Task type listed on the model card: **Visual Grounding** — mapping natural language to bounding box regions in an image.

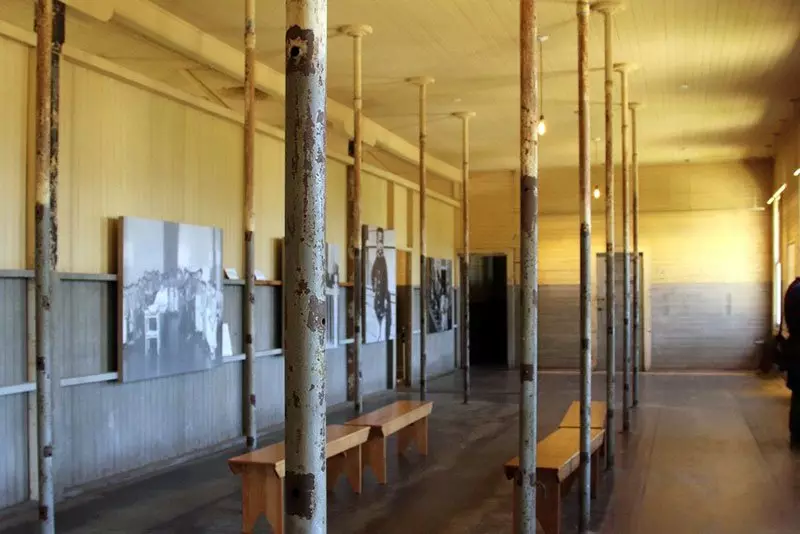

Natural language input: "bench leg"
[332,445,363,494]
[265,471,284,534]
[363,437,387,484]
[397,417,428,456]
[537,472,561,534]
[241,468,283,534]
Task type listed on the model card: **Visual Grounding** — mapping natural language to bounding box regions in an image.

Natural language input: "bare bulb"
[537,117,546,136]
[593,186,601,199]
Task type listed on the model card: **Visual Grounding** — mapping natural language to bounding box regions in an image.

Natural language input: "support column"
[453,111,475,404]
[517,0,539,531]
[34,0,55,531]
[615,62,637,433]
[577,1,593,531]
[592,0,621,470]
[284,1,327,531]
[630,101,641,407]
[243,0,257,451]
[342,24,372,414]
[408,76,434,401]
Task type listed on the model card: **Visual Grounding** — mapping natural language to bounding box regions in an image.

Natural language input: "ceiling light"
[794,168,800,177]
[680,84,689,90]
[537,116,546,136]
[453,98,462,103]
[593,186,601,199]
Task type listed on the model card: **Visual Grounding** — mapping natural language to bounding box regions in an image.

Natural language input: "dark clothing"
[782,277,800,444]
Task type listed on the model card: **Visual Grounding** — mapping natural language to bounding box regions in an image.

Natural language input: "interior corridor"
[2,371,798,534]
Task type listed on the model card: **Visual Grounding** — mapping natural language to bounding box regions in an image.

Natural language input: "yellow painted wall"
[471,160,772,286]
[775,121,800,292]
[0,33,459,282]
[0,35,28,269]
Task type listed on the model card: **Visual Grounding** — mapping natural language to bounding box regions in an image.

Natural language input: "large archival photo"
[119,217,224,382]
[426,257,453,333]
[362,225,396,343]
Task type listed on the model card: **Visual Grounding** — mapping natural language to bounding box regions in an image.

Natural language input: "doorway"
[469,254,508,367]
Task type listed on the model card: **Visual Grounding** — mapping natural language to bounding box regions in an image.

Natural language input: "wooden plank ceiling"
[2,0,799,172]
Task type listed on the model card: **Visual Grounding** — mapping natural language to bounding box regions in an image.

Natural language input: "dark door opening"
[469,254,508,367]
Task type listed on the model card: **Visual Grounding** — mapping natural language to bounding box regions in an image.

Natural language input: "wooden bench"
[345,400,433,484]
[558,400,608,430]
[503,427,605,534]
[228,424,370,534]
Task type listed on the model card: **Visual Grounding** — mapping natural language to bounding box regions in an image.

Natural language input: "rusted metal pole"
[242,0,258,451]
[34,0,55,531]
[517,0,539,531]
[284,1,327,531]
[408,76,434,401]
[49,0,64,268]
[592,0,621,471]
[577,0,593,531]
[342,24,372,414]
[615,62,636,433]
[630,101,641,408]
[454,111,475,404]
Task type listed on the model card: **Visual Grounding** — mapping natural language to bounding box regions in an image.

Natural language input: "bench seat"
[345,400,433,484]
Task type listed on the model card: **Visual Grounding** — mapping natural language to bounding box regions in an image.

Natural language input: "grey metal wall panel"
[402,286,456,383]
[326,346,347,407]
[361,341,389,396]
[223,284,244,355]
[595,254,629,372]
[650,282,769,370]
[57,279,115,378]
[0,395,28,508]
[254,286,281,352]
[254,356,284,430]
[538,285,581,369]
[57,362,242,490]
[0,278,26,386]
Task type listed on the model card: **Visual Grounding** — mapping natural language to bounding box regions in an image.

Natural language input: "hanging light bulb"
[593,186,601,199]
[537,35,548,137]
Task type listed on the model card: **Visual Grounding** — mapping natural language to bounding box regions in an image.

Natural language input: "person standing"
[780,276,800,447]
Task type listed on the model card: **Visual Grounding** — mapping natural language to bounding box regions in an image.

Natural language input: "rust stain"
[285,471,316,519]
[244,334,253,345]
[520,363,534,382]
[306,294,326,334]
[249,394,256,407]
[43,445,53,457]
[285,26,316,75]
[520,174,538,232]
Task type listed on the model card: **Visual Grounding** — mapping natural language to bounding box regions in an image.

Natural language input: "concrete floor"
[3,370,800,533]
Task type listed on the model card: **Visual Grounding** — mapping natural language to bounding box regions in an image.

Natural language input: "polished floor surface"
[3,370,800,533]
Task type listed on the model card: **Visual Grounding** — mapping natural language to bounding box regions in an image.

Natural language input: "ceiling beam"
[61,0,461,182]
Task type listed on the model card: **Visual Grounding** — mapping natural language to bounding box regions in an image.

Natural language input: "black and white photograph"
[362,225,396,343]
[119,216,224,382]
[426,257,453,333]
[325,243,341,349]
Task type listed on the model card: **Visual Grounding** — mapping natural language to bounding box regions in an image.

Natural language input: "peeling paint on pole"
[34,0,55,531]
[343,24,371,414]
[284,0,327,531]
[518,0,539,531]
[631,102,641,408]
[593,0,620,471]
[615,62,635,434]
[408,76,434,402]
[49,0,64,268]
[243,0,257,451]
[454,111,475,405]
[577,1,593,531]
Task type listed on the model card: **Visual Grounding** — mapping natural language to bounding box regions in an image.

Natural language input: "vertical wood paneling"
[61,61,244,274]
[0,36,28,269]
[361,171,388,228]
[56,280,115,378]
[253,131,284,280]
